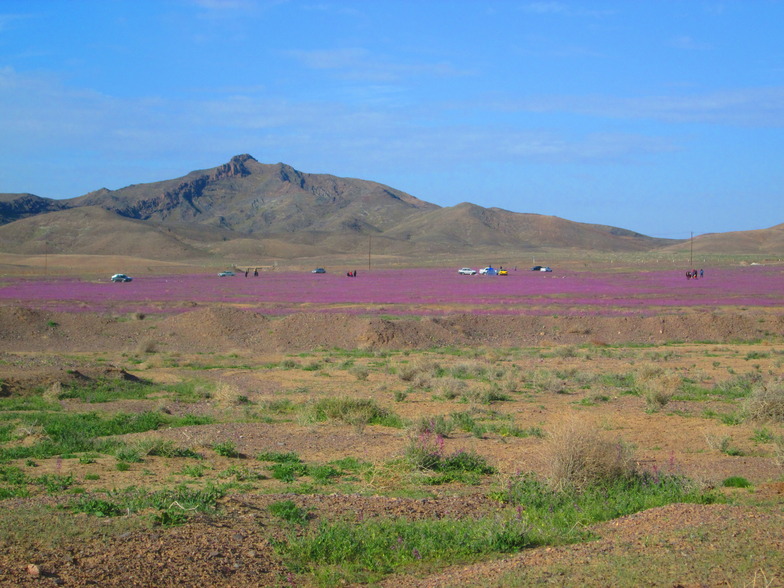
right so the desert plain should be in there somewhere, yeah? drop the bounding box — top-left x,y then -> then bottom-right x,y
0,252 -> 783,587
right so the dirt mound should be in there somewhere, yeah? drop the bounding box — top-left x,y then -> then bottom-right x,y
0,353 -> 142,396
159,307 -> 271,349
0,307 -> 782,356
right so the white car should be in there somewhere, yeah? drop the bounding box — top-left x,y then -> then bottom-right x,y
479,267 -> 498,275
458,267 -> 476,275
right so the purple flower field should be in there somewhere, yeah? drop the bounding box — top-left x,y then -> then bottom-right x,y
0,266 -> 782,316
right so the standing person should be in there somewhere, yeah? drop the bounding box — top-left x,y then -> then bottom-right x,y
254,268 -> 258,277
699,269 -> 704,278
245,270 -> 248,277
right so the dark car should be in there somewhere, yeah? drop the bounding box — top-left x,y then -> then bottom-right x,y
530,266 -> 543,271
111,273 -> 132,282
312,268 -> 326,274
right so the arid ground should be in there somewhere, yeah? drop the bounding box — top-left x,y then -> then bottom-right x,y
0,255 -> 783,587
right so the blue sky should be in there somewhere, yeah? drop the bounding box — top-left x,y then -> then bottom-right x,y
1,1 -> 782,238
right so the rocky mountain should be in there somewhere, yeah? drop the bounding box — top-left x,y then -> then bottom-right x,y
0,193 -> 67,224
0,154 -> 778,262
64,154 -> 437,235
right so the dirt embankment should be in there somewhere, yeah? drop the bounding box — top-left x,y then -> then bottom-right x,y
1,306 -> 782,356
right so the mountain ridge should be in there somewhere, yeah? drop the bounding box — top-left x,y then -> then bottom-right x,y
0,154 -> 780,262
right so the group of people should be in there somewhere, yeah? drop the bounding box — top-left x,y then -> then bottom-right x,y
244,268 -> 259,277
346,270 -> 358,277
686,268 -> 704,280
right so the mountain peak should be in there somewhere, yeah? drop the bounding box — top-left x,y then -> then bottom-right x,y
230,154 -> 257,164
212,154 -> 258,180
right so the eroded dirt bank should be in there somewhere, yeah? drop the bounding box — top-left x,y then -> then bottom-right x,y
2,306 -> 782,355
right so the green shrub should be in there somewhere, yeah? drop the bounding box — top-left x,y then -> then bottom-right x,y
257,451 -> 301,463
304,397 -> 402,430
270,462 -> 308,482
405,431 -> 494,476
722,476 -> 751,488
269,499 -> 311,525
212,441 -> 240,458
410,415 -> 454,438
714,373 -> 763,399
35,473 -> 75,494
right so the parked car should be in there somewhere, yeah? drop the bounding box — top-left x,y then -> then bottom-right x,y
312,268 -> 326,274
479,267 -> 498,275
498,269 -> 508,276
530,266 -> 552,272
530,266 -> 542,271
218,270 -> 235,277
540,266 -> 553,272
111,273 -> 132,282
458,267 -> 477,275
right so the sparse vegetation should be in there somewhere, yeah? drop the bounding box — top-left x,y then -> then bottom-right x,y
0,279 -> 782,586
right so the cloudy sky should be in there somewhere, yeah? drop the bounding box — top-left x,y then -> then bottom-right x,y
1,0 -> 782,238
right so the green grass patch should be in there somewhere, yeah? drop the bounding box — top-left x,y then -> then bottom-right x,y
303,397 -> 403,429
269,499 -> 311,525
496,472 -> 720,545
275,514 -> 531,585
0,411 -> 213,462
722,476 -> 751,488
69,482 -> 231,525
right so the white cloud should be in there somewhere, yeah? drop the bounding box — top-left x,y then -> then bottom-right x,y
667,35 -> 713,51
284,47 -> 472,83
520,2 -> 614,17
500,87 -> 784,127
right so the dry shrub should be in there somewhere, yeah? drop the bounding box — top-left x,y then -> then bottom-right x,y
552,345 -> 579,358
744,381 -> 784,423
636,366 -> 681,411
211,381 -> 245,406
349,366 -> 369,381
497,370 -> 522,394
774,437 -> 784,467
397,359 -> 439,382
531,369 -> 567,394
544,417 -> 635,491
433,378 -> 467,400
449,361 -> 487,379
135,339 -> 158,354
411,373 -> 432,390
42,381 -> 63,402
397,365 -> 417,382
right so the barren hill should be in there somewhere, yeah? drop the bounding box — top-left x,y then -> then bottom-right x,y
0,206 -> 205,259
661,223 -> 784,256
385,203 -> 668,251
